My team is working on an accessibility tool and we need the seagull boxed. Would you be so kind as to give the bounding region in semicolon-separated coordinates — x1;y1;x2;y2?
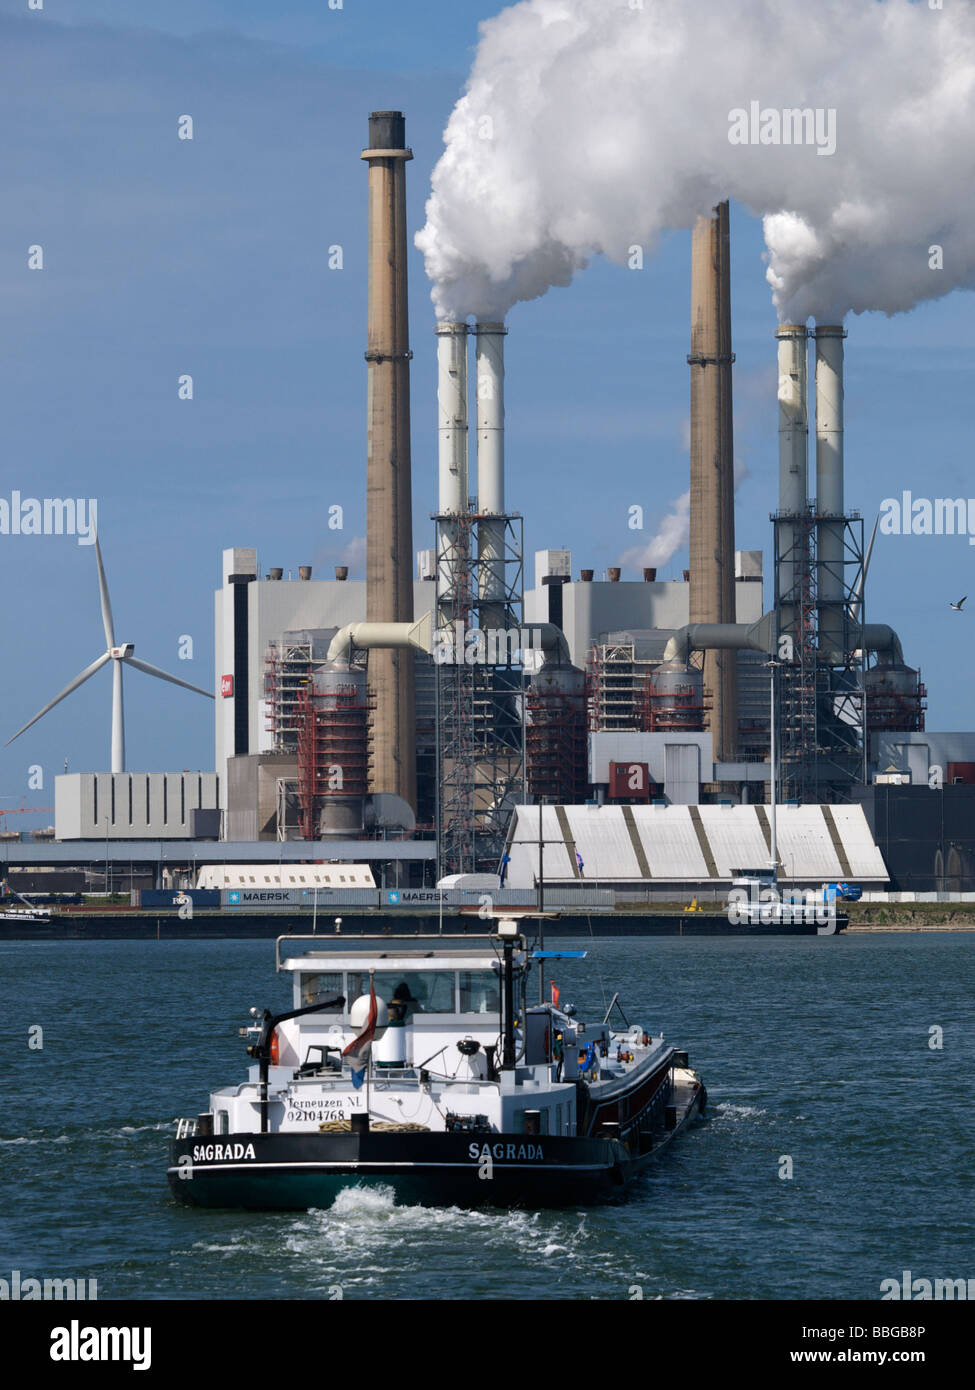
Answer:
950;596;967;611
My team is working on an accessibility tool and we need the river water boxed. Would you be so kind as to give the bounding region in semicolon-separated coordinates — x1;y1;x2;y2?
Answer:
2;933;972;1301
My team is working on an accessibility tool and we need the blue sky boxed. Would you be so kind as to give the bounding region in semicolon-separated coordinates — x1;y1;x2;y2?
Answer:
1;0;972;826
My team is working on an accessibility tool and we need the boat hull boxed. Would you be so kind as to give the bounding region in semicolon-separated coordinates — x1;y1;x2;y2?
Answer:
167;1089;704;1211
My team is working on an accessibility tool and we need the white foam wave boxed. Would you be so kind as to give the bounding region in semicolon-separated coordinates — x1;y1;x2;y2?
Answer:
714;1103;768;1119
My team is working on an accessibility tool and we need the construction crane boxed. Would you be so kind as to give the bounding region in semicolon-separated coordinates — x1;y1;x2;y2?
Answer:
0;797;54;829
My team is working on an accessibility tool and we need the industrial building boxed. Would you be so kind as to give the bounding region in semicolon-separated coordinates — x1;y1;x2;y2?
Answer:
3;110;967;898
503;802;888;895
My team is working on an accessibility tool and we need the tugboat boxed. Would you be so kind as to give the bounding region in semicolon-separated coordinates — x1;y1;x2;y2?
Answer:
168;918;706;1210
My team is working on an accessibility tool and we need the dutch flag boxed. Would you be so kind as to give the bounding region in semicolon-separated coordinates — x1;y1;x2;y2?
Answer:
343;976;378;1090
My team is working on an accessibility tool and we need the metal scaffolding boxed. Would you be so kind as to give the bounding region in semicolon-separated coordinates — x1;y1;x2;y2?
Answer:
865;667;927;741
294;678;372;842
587;640;655;732
773;508;866;802
264;637;325;754
525;685;588;803
434;510;525;877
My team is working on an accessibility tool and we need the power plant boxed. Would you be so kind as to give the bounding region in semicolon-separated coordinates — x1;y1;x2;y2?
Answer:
3;109;969;903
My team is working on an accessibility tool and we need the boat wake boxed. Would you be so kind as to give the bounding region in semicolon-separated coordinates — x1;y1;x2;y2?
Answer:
280;1185;592;1276
0;1134;70;1146
1;1120;172;1149
713;1102;768;1121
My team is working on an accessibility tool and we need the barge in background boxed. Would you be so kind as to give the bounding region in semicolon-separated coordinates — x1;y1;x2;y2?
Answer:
0;903;846;939
0;874;847;939
168;920;706;1210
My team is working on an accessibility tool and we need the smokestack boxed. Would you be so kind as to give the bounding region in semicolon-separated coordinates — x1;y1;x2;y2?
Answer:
688;201;737;761
815;324;846;664
475;321;507;631
362;110;417;809
436;321;469;630
775;324;809;644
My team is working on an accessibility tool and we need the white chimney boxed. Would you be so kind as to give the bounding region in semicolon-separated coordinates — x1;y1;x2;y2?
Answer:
435;320;469;629
775;323;809;641
475;320;507;629
814;323;847;663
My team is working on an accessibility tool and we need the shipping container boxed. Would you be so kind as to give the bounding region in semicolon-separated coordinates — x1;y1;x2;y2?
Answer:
139;889;221;909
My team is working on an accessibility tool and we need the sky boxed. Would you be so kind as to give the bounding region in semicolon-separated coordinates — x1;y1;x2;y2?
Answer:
1;0;973;827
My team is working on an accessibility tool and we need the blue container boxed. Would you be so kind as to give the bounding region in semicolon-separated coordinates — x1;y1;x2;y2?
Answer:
139;889;221;909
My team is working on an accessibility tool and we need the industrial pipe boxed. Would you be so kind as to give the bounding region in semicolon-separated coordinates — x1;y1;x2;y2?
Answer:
436;321;469;629
663;613;906;668
662;614;776;666
815;324;847;663
326;611;433;666
529;622;572;667
861;624;905;666
475;321;507;630
775;324;809;642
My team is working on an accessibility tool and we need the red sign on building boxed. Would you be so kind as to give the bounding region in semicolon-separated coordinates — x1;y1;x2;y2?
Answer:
609;761;651;800
220;674;234;698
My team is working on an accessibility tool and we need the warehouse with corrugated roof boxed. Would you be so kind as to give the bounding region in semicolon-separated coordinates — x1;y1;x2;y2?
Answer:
503;803;888;890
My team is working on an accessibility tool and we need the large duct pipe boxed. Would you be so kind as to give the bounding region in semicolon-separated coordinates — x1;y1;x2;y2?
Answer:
436;321;469;631
661;614;905;669
775;324;809;642
531;622;572;667
815;324;847;664
663;613;776;666
688;202;737;761
362;110;417;809
326;612;433;666
475;321;507;632
861;624;905;667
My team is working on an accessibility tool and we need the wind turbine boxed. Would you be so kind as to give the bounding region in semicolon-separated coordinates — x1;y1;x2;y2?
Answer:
6;535;213;773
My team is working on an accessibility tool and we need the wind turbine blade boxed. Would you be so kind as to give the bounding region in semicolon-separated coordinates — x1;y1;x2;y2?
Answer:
123;655;214;699
5;652;111;745
849;513;880;624
862;513;879;589
94;533;116;648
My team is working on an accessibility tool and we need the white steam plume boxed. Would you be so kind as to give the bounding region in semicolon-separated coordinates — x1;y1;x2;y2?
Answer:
620;492;690;574
417;0;975;324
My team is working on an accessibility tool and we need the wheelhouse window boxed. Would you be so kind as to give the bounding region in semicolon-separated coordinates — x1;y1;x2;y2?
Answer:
346;971;457;1016
459;970;500;1014
299;972;345;1009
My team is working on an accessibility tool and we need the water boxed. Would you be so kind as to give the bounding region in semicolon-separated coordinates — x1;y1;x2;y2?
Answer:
2;934;972;1300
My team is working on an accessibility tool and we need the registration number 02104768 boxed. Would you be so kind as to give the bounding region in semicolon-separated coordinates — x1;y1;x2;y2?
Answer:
285;1107;347;1124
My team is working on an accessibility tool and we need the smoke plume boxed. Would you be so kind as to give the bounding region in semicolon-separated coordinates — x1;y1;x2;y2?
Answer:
620;492;690;574
417;0;975;324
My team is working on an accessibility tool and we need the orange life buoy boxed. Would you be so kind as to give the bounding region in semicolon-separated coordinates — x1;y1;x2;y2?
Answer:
269;1030;279;1065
